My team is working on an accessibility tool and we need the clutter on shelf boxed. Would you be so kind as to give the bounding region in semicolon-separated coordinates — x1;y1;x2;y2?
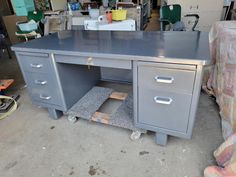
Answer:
34;0;51;11
8;0;148;41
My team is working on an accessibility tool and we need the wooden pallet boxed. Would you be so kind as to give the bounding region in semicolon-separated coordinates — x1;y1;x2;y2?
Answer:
91;92;128;124
67;86;146;136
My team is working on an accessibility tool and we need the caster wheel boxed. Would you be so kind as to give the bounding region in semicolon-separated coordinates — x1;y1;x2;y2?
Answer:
68;115;77;123
130;131;141;140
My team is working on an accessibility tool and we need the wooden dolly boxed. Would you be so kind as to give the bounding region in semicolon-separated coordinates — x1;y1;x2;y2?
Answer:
67;87;146;140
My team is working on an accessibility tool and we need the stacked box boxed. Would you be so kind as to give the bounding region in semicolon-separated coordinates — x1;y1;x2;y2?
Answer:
11;0;35;16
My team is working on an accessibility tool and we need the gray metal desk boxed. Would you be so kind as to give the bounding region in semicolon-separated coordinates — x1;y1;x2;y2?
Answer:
12;30;210;145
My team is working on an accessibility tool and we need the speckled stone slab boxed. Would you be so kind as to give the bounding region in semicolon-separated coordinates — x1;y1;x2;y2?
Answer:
67;87;146;133
67;86;113;119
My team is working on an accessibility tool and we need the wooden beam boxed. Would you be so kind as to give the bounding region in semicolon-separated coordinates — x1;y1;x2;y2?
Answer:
109;92;128;101
91;112;110;124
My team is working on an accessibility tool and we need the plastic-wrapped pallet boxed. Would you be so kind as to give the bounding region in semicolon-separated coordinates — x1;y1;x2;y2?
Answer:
207;21;236;140
204;134;236;177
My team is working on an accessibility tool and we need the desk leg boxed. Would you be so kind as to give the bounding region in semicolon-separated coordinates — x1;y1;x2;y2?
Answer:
48;108;63;120
155;132;168;146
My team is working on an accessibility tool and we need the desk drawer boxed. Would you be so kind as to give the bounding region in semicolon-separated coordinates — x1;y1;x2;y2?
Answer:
138;64;196;94
17;52;51;73
24;72;63;106
138;88;192;133
55;54;132;69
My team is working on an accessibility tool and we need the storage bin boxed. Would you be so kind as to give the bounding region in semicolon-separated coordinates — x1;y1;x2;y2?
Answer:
11;0;25;7
11;0;35;16
11;0;35;7
112;10;127;21
14;6;35;16
18;21;37;31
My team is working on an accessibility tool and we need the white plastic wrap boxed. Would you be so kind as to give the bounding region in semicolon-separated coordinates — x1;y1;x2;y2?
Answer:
208;21;236;139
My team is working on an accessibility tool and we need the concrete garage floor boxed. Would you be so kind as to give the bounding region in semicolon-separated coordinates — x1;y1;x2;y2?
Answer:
0;16;223;176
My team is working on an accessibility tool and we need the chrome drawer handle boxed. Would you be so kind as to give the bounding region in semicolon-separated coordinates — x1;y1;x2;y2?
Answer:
30;64;43;68
35;80;47;85
39;95;51;100
155;76;174;84
154;96;173;105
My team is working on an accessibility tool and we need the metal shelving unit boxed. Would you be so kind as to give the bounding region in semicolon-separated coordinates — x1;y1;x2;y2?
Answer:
140;0;148;29
147;0;153;18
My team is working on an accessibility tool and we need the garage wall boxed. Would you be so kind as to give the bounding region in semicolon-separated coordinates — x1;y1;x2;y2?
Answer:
0;0;12;16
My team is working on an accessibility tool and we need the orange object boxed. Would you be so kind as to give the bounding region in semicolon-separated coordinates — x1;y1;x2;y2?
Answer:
0;79;14;91
106;11;112;23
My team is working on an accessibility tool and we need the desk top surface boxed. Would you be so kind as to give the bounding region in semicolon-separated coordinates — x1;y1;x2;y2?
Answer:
12;30;210;65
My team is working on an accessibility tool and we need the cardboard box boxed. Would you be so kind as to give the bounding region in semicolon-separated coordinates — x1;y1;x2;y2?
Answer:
2;15;27;44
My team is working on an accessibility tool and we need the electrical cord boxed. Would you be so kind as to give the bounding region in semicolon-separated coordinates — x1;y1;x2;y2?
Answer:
0;95;17;120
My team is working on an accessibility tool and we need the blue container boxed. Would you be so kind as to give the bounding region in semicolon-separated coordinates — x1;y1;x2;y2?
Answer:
18;22;37;32
12;0;35;16
14;6;35;16
70;2;80;11
11;0;35;7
